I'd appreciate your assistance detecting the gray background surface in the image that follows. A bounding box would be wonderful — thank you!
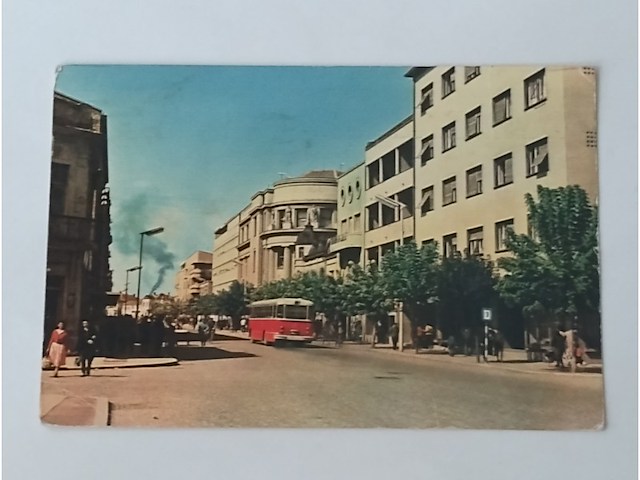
[3,0,637,479]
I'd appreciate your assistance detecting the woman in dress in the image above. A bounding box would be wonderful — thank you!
[46,321,69,377]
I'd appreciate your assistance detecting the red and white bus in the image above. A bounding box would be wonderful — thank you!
[248,298,315,346]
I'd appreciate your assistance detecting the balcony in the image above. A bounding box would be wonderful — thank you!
[48,215,94,243]
[330,232,364,253]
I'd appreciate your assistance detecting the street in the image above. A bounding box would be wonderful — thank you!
[40,335,604,429]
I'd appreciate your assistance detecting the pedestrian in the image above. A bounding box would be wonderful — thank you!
[196,318,209,346]
[447,334,456,356]
[389,322,399,350]
[551,326,565,368]
[46,321,70,377]
[76,320,98,376]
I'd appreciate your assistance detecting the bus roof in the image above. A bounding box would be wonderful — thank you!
[249,297,314,308]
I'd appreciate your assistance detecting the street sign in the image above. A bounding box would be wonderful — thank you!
[482,308,492,322]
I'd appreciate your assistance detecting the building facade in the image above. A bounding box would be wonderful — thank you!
[174,250,213,301]
[363,116,415,264]
[44,92,112,346]
[211,214,240,294]
[329,162,366,269]
[407,66,598,258]
[211,170,340,291]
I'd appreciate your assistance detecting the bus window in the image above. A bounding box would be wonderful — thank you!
[276,305,285,318]
[285,305,309,320]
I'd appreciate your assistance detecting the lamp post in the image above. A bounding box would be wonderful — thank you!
[135,227,164,320]
[375,195,408,352]
[125,266,141,315]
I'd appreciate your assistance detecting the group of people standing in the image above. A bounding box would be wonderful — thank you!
[550,326,589,368]
[45,320,98,377]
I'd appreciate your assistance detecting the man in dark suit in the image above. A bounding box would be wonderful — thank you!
[76,319,98,376]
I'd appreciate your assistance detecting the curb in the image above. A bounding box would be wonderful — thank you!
[358,344,603,377]
[93,397,110,426]
[43,357,179,372]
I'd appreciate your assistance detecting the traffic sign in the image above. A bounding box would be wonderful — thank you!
[482,308,492,322]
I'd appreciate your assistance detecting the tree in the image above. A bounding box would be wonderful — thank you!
[188,294,220,317]
[342,262,392,320]
[436,252,497,336]
[380,242,439,329]
[497,185,600,339]
[149,295,180,318]
[216,281,250,329]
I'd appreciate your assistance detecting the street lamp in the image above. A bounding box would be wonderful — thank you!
[124,266,141,315]
[375,195,408,352]
[135,227,165,320]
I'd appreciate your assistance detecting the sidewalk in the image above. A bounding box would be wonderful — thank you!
[41,393,110,426]
[44,356,179,371]
[362,343,603,376]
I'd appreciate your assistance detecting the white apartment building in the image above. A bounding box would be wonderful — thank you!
[406,66,597,258]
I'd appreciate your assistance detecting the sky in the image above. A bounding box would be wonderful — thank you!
[55,65,412,295]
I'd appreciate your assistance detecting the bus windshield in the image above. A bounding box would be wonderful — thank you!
[284,305,309,320]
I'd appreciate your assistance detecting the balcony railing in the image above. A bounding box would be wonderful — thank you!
[48,215,95,242]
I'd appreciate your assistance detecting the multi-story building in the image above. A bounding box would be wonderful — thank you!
[364,115,415,264]
[211,170,340,291]
[329,162,366,269]
[44,92,112,346]
[407,66,598,258]
[174,250,213,301]
[211,214,240,294]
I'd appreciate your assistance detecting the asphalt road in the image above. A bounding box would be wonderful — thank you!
[40,337,604,429]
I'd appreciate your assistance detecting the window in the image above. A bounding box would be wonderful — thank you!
[398,140,414,172]
[276,305,285,318]
[397,188,414,218]
[381,203,395,226]
[367,203,379,230]
[253,251,256,272]
[285,305,309,320]
[297,246,305,258]
[341,219,348,234]
[466,166,483,197]
[525,69,546,109]
[442,122,456,152]
[420,135,434,165]
[467,227,484,256]
[50,163,70,215]
[367,160,380,188]
[422,239,435,248]
[442,68,455,98]
[442,176,457,206]
[526,138,549,177]
[443,233,458,257]
[494,153,513,188]
[367,247,379,264]
[465,107,481,139]
[464,66,481,83]
[353,213,361,231]
[495,219,514,252]
[420,186,434,216]
[420,83,434,114]
[340,189,346,206]
[493,90,511,125]
[318,208,333,228]
[296,208,307,227]
[382,151,395,181]
[381,242,395,257]
[276,248,284,269]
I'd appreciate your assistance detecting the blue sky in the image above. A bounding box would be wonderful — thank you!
[55,65,412,295]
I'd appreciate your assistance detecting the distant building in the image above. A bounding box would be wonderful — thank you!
[174,250,213,301]
[44,92,112,346]
[211,170,340,291]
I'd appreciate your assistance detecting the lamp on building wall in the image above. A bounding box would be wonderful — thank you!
[375,194,408,352]
[135,227,164,320]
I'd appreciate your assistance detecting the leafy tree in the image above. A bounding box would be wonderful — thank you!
[149,296,180,318]
[436,252,497,336]
[341,262,392,320]
[380,242,439,330]
[216,280,250,329]
[188,294,220,317]
[497,185,599,338]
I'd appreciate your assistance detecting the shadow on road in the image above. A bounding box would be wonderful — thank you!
[173,345,258,361]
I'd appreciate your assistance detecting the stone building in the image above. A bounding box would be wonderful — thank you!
[44,92,112,346]
[174,250,213,301]
[211,170,340,291]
